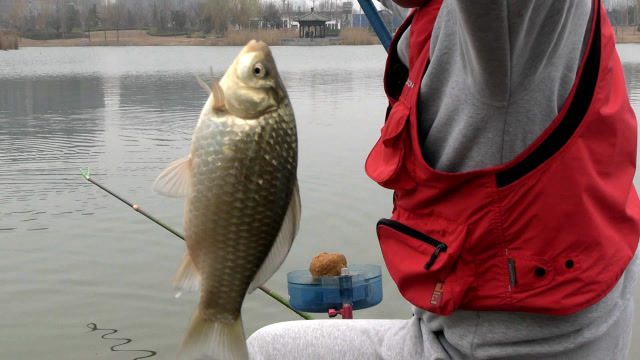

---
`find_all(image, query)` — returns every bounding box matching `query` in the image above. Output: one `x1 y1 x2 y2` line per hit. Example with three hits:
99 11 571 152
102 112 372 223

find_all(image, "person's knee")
247 324 278 346
246 326 272 359
247 321 302 358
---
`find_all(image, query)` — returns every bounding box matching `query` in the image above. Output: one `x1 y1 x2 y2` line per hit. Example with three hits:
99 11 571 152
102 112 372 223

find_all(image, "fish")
152 40 300 360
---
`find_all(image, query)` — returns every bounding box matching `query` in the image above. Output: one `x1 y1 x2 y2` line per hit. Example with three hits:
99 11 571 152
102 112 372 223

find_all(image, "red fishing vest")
366 0 640 316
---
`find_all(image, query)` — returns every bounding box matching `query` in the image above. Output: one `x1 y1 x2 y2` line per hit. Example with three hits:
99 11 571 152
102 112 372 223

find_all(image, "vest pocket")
376 217 471 315
365 102 415 190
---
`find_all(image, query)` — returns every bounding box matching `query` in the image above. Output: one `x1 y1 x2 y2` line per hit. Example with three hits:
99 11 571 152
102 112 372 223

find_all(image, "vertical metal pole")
356 0 392 52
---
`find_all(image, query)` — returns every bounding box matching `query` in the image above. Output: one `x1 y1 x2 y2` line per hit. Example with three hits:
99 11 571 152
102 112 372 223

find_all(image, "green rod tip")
80 167 90 179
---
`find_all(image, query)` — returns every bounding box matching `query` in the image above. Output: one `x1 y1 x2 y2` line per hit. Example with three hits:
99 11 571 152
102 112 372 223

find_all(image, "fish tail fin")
178 310 248 360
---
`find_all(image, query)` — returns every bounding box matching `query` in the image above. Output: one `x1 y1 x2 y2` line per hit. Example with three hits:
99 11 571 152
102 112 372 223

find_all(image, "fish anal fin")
248 180 301 293
152 157 193 198
173 252 201 296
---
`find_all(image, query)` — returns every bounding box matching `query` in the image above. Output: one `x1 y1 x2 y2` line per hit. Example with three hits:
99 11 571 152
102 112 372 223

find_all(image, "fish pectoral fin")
195 75 212 94
248 180 301 293
173 252 201 296
152 157 193 198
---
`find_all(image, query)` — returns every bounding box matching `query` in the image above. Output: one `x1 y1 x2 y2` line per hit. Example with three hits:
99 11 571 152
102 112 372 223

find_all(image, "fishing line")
86 323 157 360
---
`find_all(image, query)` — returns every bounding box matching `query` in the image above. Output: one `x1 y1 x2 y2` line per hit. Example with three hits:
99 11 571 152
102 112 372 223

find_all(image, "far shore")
12 26 640 48
20 29 267 47
613 26 640 44
17 29 379 47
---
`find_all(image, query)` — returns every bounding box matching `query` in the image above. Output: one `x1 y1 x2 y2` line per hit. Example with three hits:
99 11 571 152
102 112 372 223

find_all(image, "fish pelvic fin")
178 311 248 360
173 252 201 297
152 157 193 198
248 180 301 293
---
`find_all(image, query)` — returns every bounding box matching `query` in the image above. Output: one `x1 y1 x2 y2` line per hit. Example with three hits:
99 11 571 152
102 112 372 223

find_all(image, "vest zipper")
424 244 446 270
377 219 448 270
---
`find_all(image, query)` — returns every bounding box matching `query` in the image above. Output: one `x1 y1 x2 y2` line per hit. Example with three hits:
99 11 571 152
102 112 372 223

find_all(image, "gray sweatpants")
248 249 639 360
247 301 633 360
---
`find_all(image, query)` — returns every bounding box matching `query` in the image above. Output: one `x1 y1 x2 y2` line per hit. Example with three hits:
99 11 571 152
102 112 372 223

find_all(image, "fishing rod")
80 168 314 321
356 0 392 52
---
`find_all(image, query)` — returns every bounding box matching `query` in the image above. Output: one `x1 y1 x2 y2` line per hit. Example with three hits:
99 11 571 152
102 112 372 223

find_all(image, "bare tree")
186 1 203 30
291 0 308 13
36 6 53 40
86 3 100 29
610 0 636 25
159 0 172 30
76 0 91 30
131 1 148 29
316 0 333 11
205 0 230 35
171 9 187 31
637 0 640 30
8 2 27 33
261 1 281 28
230 0 259 29
62 3 80 33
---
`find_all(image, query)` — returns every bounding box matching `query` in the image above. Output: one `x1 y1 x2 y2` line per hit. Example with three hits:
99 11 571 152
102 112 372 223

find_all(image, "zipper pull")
424 244 446 270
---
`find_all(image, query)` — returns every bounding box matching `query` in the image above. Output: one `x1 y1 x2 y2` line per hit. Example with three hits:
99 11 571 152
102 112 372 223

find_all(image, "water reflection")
618 44 640 105
0 76 107 232
0 77 105 116
625 63 640 103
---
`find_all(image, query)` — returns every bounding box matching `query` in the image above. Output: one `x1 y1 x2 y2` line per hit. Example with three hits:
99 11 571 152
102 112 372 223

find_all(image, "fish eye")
253 63 267 78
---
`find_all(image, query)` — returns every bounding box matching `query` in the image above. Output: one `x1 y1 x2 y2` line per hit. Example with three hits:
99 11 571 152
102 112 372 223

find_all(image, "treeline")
0 0 313 37
607 0 640 27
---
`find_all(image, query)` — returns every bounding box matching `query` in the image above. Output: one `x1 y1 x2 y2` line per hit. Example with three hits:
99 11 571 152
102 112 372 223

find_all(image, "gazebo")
294 7 331 38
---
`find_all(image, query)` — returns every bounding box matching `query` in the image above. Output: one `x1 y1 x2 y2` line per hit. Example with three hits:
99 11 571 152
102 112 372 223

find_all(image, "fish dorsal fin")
152 157 193 198
209 67 215 93
210 75 226 111
248 180 301 293
197 68 226 111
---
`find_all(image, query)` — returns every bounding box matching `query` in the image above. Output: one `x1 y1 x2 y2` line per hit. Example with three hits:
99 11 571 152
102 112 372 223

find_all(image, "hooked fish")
153 40 300 360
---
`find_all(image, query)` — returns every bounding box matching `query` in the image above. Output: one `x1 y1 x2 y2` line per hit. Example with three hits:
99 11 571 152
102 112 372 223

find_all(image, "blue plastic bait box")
287 264 383 313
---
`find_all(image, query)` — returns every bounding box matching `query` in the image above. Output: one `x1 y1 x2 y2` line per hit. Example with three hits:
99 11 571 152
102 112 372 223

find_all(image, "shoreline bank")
614 26 640 44
17 29 380 48
14 26 640 48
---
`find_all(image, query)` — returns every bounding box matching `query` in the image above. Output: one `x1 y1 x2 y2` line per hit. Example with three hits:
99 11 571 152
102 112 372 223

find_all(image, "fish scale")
187 100 296 322
153 40 299 360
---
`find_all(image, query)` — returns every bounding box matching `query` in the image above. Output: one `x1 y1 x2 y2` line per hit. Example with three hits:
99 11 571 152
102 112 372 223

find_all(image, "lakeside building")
277 1 402 33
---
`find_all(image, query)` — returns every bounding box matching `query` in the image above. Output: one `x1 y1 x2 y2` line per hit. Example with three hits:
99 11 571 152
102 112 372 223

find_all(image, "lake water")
0 44 639 360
